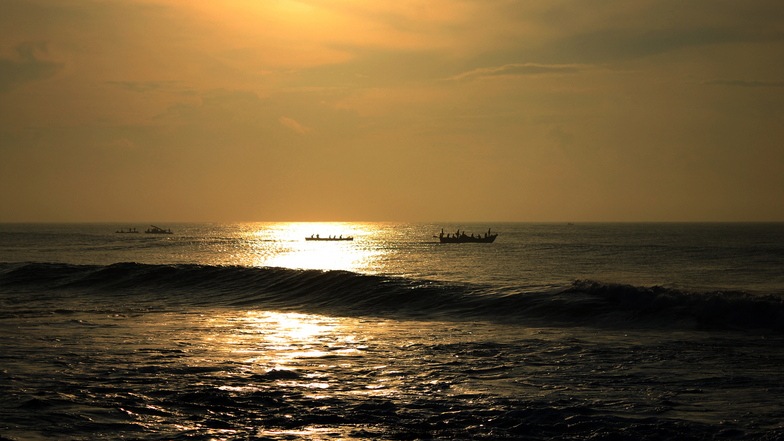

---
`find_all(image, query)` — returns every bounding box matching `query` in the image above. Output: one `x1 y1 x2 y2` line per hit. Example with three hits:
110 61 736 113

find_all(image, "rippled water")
2 222 784 440
5 307 783 440
4 222 784 290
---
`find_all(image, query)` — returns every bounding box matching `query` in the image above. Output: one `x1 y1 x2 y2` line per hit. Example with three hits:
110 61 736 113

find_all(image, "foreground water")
1 222 784 440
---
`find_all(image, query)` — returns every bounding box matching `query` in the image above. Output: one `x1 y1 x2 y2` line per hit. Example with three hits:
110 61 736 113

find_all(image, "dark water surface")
2 222 784 440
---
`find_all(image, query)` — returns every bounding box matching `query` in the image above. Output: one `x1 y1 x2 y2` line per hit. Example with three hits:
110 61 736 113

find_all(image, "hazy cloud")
201 89 261 105
448 63 583 81
705 79 784 88
106 81 182 93
152 89 263 122
554 27 743 62
472 27 754 68
0 42 63 92
278 116 312 134
2 1 784 222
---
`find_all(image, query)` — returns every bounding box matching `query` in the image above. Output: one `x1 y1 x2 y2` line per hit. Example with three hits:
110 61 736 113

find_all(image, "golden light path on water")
198 311 428 425
177 223 480 436
212 222 433 276
138 308 438 439
231 311 361 370
183 306 535 439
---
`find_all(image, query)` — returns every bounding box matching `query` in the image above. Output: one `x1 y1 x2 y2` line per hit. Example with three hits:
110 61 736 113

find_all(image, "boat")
305 235 353 241
145 225 173 234
438 228 497 243
115 228 139 233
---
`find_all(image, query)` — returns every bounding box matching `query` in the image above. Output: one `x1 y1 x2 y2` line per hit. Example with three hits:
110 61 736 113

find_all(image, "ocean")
1 222 783 440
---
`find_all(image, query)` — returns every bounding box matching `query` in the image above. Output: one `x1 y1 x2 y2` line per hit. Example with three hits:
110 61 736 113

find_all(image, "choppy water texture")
1 222 784 440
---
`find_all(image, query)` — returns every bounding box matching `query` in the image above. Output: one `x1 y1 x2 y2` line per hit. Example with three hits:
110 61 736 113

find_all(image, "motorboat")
145 225 173 234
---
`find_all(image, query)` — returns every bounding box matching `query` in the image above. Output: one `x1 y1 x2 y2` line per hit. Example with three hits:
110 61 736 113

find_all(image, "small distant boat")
438 228 497 243
305 235 353 241
145 225 173 235
115 228 139 234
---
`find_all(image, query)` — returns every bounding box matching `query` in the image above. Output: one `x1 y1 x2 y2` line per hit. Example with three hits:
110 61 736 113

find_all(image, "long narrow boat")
438 228 497 243
305 235 353 241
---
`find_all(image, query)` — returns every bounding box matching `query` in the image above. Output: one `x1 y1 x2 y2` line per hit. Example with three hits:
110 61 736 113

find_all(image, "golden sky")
1 0 783 222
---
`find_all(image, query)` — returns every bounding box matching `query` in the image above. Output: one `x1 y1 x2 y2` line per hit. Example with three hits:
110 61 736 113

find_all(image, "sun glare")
216 311 364 370
241 222 384 273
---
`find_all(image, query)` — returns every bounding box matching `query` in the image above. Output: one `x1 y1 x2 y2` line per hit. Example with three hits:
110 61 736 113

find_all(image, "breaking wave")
2 262 783 331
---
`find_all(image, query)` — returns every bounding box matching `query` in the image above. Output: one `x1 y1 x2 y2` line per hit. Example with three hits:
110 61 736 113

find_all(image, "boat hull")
439 234 497 243
305 237 353 241
145 225 173 234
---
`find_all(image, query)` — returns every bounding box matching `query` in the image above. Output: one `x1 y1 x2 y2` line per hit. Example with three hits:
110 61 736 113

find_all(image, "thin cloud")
106 81 180 93
447 63 583 81
278 116 311 134
539 27 745 64
705 79 784 88
152 89 262 121
0 42 63 92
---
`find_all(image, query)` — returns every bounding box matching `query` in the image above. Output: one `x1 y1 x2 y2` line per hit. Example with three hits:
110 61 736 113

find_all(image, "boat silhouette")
438 228 497 243
145 225 173 234
305 234 353 241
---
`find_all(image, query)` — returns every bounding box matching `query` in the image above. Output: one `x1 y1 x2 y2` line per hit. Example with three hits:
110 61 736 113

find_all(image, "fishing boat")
305 235 353 241
115 228 139 234
438 228 497 243
145 225 173 235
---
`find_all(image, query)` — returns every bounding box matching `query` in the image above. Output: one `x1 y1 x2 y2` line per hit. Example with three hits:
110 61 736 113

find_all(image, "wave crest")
2 262 783 331
566 279 784 330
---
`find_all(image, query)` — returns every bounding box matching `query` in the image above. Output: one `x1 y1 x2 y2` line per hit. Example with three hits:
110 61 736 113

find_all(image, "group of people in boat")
146 225 173 234
115 225 173 234
438 228 498 243
307 234 353 240
439 228 494 239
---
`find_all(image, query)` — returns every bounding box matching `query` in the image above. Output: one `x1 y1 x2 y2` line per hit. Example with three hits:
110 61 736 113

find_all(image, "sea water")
1 222 783 440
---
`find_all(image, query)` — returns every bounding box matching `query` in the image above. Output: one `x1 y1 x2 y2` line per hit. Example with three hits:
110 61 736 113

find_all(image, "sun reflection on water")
221 311 364 370
191 222 442 279
198 310 418 404
236 222 387 273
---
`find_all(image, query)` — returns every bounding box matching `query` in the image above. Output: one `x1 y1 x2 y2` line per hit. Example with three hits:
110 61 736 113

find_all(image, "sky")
1 0 783 222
